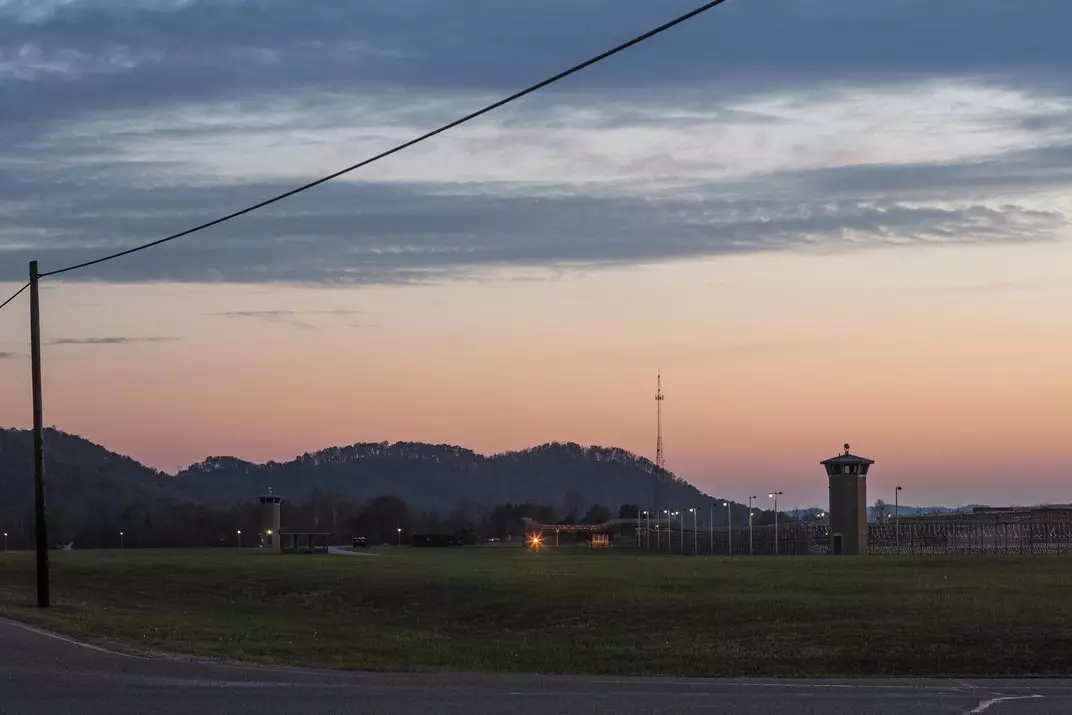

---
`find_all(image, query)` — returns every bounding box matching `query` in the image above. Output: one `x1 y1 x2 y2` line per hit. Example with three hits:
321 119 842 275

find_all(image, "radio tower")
655 373 665 470
654 373 665 527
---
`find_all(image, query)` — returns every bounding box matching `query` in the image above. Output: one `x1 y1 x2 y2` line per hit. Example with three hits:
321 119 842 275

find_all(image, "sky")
1 0 1071 508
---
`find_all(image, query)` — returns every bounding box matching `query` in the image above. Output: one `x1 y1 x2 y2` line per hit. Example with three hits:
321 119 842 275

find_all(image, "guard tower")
821 444 873 555
259 489 283 553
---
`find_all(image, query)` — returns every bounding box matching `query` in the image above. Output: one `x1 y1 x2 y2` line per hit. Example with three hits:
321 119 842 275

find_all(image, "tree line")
0 489 793 550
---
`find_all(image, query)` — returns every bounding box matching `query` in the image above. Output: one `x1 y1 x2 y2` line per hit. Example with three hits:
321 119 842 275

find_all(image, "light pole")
236 529 242 548
689 508 697 554
723 502 732 555
675 512 682 554
3 532 6 551
748 495 758 555
119 531 124 550
895 485 903 549
769 492 782 555
397 527 402 546
709 503 714 554
663 510 670 553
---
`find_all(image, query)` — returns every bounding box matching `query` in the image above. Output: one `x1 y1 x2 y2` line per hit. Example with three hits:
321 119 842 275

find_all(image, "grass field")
1 547 1071 677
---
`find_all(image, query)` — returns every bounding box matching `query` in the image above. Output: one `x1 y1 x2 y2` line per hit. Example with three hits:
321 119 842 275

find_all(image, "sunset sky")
1 0 1070 508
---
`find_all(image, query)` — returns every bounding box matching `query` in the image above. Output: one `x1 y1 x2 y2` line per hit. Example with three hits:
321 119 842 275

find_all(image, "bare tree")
873 499 889 523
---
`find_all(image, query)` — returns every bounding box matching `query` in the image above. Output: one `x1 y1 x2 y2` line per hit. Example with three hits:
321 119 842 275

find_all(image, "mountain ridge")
0 428 736 538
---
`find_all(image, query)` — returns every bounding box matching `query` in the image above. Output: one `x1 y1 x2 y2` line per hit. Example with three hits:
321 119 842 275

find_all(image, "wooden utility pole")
29 261 50 607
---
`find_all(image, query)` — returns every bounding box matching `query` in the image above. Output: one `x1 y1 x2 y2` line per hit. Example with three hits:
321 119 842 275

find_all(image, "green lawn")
1 547 1070 676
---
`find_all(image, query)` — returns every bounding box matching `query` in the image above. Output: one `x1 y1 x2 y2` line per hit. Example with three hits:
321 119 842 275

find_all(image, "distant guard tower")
260 489 282 553
821 444 873 555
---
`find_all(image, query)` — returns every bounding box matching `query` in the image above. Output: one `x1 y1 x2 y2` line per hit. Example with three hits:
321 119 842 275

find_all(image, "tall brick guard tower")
821 444 873 555
260 488 282 553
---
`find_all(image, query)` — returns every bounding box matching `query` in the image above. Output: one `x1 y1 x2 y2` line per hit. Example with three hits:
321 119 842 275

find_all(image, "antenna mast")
653 372 665 531
655 373 665 469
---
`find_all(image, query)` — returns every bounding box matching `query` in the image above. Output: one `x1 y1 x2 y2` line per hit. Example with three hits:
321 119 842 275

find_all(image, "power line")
41 0 733 279
0 282 29 312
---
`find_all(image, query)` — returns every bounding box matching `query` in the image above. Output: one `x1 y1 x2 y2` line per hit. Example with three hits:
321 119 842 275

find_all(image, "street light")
748 496 758 555
236 529 242 548
769 492 783 555
397 527 403 546
675 512 682 554
709 502 714 554
119 531 124 550
662 510 670 553
723 502 732 555
3 532 7 551
895 485 903 549
689 508 697 554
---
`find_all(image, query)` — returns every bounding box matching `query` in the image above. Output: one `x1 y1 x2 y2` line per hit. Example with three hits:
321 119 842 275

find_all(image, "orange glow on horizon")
1 240 1071 508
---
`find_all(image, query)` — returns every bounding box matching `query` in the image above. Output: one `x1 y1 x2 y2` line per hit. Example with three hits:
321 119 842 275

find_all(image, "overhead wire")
40 0 733 278
0 282 30 313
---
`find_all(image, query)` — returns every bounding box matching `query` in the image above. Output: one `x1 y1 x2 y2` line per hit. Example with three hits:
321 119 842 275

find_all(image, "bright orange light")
530 535 543 548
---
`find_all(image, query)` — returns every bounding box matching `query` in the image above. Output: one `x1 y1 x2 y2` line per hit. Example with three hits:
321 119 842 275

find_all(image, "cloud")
213 309 367 328
936 280 1070 294
0 351 23 359
0 1 1070 286
3 0 1070 132
0 155 1065 285
47 336 178 345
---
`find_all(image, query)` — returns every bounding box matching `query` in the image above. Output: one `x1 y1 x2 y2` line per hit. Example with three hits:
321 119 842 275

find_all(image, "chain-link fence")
635 521 827 555
869 515 1072 555
631 514 1072 555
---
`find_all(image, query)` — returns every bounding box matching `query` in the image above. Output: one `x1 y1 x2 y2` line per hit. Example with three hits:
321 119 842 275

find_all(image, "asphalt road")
1 618 1069 714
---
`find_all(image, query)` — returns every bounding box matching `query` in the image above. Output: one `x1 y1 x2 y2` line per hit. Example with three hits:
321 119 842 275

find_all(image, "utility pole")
709 503 713 554
29 261 50 608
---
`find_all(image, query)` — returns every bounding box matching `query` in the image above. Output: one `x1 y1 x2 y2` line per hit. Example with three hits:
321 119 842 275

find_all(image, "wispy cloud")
938 280 1060 294
213 309 367 328
48 337 178 345
0 1 1069 286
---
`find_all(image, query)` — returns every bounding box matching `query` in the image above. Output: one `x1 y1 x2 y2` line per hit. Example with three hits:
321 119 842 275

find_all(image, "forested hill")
0 428 192 537
176 441 717 514
0 429 743 544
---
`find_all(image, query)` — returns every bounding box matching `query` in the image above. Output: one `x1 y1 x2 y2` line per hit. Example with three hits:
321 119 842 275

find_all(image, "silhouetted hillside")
0 430 744 539
176 440 728 517
0 428 192 542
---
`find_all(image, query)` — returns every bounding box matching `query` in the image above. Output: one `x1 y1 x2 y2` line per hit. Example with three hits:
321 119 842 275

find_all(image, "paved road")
2 618 1069 714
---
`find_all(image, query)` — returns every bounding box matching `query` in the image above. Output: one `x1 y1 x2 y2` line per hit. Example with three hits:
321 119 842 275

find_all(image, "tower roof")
820 443 875 466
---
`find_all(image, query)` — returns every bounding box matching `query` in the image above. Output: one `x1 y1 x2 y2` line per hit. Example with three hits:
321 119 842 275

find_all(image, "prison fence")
632 514 1072 556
